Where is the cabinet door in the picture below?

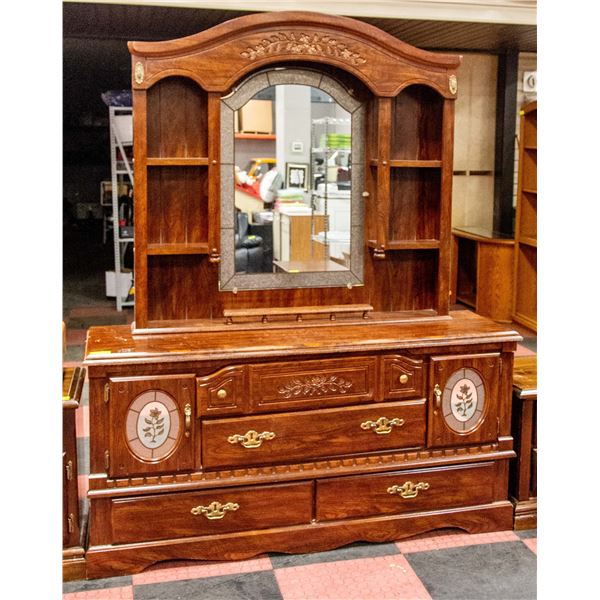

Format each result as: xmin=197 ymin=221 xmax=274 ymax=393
xmin=428 ymin=353 xmax=500 ymax=447
xmin=108 ymin=374 xmax=195 ymax=478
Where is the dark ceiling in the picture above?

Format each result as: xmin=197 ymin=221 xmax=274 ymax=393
xmin=63 ymin=2 xmax=536 ymax=51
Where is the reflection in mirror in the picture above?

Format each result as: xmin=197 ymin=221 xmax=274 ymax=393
xmin=233 ymin=85 xmax=351 ymax=275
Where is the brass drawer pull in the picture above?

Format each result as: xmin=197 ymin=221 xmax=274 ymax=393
xmin=433 ymin=383 xmax=442 ymax=414
xmin=65 ymin=460 xmax=73 ymax=481
xmin=361 ymin=416 xmax=405 ymax=435
xmin=217 ymin=389 xmax=227 ymax=399
xmin=184 ymin=403 xmax=192 ymax=438
xmin=191 ymin=501 xmax=239 ymax=520
xmin=399 ymin=374 xmax=409 ymax=384
xmin=228 ymin=429 xmax=276 ymax=448
xmin=387 ymin=481 xmax=430 ymax=499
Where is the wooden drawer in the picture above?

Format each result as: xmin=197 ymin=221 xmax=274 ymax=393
xmin=202 ymin=400 xmax=425 ymax=469
xmin=382 ymin=355 xmax=425 ymax=400
xmin=248 ymin=356 xmax=377 ymax=413
xmin=316 ymin=462 xmax=496 ymax=521
xmin=110 ymin=481 xmax=313 ymax=544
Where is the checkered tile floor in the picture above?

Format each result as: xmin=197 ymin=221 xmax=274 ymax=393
xmin=64 ymin=270 xmax=537 ymax=599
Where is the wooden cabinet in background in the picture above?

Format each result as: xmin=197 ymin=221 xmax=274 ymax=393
xmin=512 ymin=101 xmax=537 ymax=332
xmin=63 ymin=366 xmax=86 ymax=581
xmin=509 ymin=356 xmax=537 ymax=529
xmin=451 ymin=226 xmax=515 ymax=323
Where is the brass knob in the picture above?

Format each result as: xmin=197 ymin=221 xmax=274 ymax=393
xmin=399 ymin=374 xmax=409 ymax=384
xmin=217 ymin=389 xmax=227 ymax=399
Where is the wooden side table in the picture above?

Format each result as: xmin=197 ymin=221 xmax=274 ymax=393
xmin=451 ymin=226 xmax=515 ymax=323
xmin=63 ymin=366 xmax=86 ymax=581
xmin=509 ymin=356 xmax=537 ymax=529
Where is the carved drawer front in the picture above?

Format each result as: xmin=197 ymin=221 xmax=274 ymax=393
xmin=197 ymin=365 xmax=247 ymax=416
xmin=316 ymin=462 xmax=496 ymax=521
xmin=202 ymin=399 xmax=425 ymax=469
xmin=108 ymin=374 xmax=196 ymax=478
xmin=110 ymin=481 xmax=312 ymax=544
xmin=248 ymin=356 xmax=377 ymax=413
xmin=382 ymin=355 xmax=425 ymax=400
xmin=428 ymin=353 xmax=501 ymax=448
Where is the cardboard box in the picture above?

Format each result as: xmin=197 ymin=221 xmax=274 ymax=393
xmin=105 ymin=269 xmax=133 ymax=298
xmin=114 ymin=114 xmax=133 ymax=144
xmin=239 ymin=99 xmax=273 ymax=133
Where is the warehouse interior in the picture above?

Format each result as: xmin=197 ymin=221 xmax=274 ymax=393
xmin=6 ymin=1 xmax=598 ymax=598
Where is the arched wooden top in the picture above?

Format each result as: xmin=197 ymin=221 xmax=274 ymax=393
xmin=129 ymin=11 xmax=461 ymax=98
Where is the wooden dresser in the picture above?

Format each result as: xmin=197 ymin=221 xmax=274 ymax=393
xmin=83 ymin=11 xmax=521 ymax=578
xmin=509 ymin=356 xmax=537 ymax=529
xmin=84 ymin=311 xmax=519 ymax=577
xmin=63 ymin=365 xmax=86 ymax=580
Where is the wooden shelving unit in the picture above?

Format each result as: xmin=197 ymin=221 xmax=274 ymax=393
xmin=512 ymin=101 xmax=537 ymax=331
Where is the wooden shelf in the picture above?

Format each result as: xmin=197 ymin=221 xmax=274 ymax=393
xmin=146 ymin=157 xmax=209 ymax=166
xmin=456 ymin=294 xmax=476 ymax=309
xmin=389 ymin=160 xmax=442 ymax=168
xmin=368 ymin=159 xmax=442 ymax=168
xmin=369 ymin=240 xmax=440 ymax=250
xmin=522 ymin=188 xmax=537 ymax=195
xmin=518 ymin=237 xmax=537 ymax=248
xmin=524 ymin=145 xmax=537 ymax=151
xmin=147 ymin=243 xmax=210 ymax=255
xmin=235 ymin=133 xmax=276 ymax=140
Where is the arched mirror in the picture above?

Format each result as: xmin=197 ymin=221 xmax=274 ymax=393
xmin=219 ymin=68 xmax=365 ymax=291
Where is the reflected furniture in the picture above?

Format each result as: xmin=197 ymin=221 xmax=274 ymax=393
xmin=84 ymin=11 xmax=520 ymax=579
xmin=451 ymin=226 xmax=515 ymax=323
xmin=509 ymin=356 xmax=537 ymax=530
xmin=63 ymin=365 xmax=86 ymax=581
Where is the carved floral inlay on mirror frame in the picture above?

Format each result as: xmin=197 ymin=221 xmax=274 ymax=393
xmin=220 ymin=67 xmax=365 ymax=292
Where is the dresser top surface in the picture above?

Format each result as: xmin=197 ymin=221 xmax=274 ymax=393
xmin=512 ymin=356 xmax=537 ymax=399
xmin=84 ymin=311 xmax=521 ymax=367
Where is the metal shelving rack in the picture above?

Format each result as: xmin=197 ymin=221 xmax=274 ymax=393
xmin=108 ymin=106 xmax=134 ymax=310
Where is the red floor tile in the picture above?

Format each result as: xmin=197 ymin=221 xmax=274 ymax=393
xmin=76 ymin=405 xmax=89 ymax=438
xmin=63 ymin=360 xmax=84 ymax=369
xmin=523 ymin=538 xmax=537 ymax=554
xmin=396 ymin=530 xmax=519 ymax=553
xmin=63 ymin=586 xmax=133 ymax=599
xmin=132 ymin=556 xmax=272 ymax=585
xmin=67 ymin=328 xmax=88 ymax=346
xmin=78 ymin=474 xmax=89 ymax=501
xmin=274 ymin=555 xmax=432 ymax=600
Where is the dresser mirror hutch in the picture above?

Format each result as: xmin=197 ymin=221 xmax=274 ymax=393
xmin=84 ymin=11 xmax=520 ymax=578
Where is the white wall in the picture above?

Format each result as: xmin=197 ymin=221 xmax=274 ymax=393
xmin=451 ymin=53 xmax=498 ymax=230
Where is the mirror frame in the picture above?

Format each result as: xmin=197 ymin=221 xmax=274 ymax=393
xmin=219 ymin=67 xmax=365 ymax=291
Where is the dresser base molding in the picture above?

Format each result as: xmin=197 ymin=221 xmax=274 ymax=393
xmin=63 ymin=547 xmax=86 ymax=581
xmin=512 ymin=498 xmax=537 ymax=530
xmin=85 ymin=501 xmax=514 ymax=578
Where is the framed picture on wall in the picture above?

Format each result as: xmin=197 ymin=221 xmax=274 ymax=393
xmin=285 ymin=163 xmax=309 ymax=190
